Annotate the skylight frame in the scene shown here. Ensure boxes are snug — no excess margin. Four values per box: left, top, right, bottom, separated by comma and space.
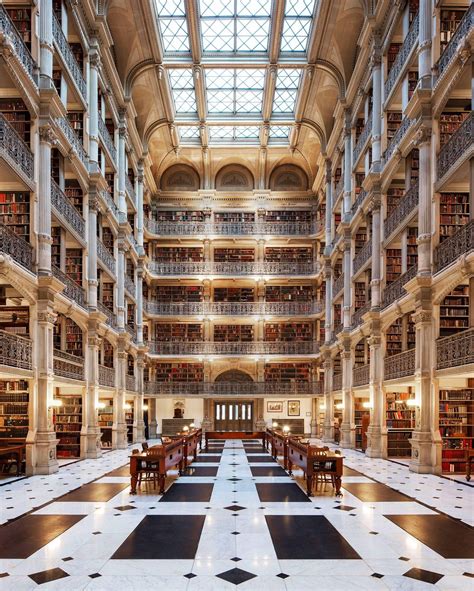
272, 68, 302, 116
205, 68, 266, 117
280, 0, 317, 55
154, 0, 191, 55
208, 124, 261, 143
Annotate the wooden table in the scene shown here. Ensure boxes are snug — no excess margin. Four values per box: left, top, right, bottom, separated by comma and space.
181, 429, 202, 470
465, 449, 474, 481
287, 437, 344, 497
129, 438, 184, 494
271, 430, 291, 470
204, 431, 265, 450
0, 444, 25, 476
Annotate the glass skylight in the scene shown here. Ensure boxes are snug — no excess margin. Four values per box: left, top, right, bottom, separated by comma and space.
273, 69, 301, 114
209, 125, 260, 141
178, 126, 201, 140
206, 69, 265, 115
280, 0, 316, 53
269, 125, 291, 141
155, 0, 190, 53
168, 69, 197, 114
200, 0, 271, 53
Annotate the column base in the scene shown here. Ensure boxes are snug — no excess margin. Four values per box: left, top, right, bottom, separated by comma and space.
149, 420, 158, 439
340, 423, 355, 449
113, 425, 128, 449
322, 424, 334, 442
409, 430, 442, 474
255, 419, 267, 431
365, 425, 385, 458
310, 419, 318, 438
134, 421, 146, 444
30, 431, 59, 475
81, 428, 102, 459
201, 418, 213, 433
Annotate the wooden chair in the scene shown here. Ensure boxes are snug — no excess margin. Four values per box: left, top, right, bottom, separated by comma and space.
137, 447, 163, 488
142, 442, 149, 451
312, 446, 336, 489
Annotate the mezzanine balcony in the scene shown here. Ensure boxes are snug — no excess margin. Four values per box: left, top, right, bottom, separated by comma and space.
51, 14, 87, 104
437, 113, 473, 185
98, 116, 117, 164
52, 265, 87, 309
55, 116, 88, 170
97, 302, 117, 329
97, 239, 116, 276
332, 373, 342, 391
0, 5, 38, 86
0, 223, 33, 273
353, 113, 373, 168
143, 300, 323, 317
381, 265, 417, 309
353, 363, 370, 387
98, 364, 115, 387
0, 330, 32, 370
351, 302, 371, 329
434, 5, 473, 84
384, 349, 415, 380
53, 349, 84, 381
144, 381, 322, 397
51, 180, 85, 241
435, 220, 474, 274
0, 113, 34, 187
353, 241, 372, 276
351, 190, 368, 217
147, 260, 319, 278
100, 190, 120, 224
384, 14, 419, 102
437, 327, 474, 371
382, 117, 415, 168
384, 182, 419, 241
147, 341, 319, 356
126, 375, 136, 392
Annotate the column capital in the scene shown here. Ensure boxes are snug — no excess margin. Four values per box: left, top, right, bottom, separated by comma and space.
413, 125, 432, 147
39, 124, 57, 145
89, 52, 101, 70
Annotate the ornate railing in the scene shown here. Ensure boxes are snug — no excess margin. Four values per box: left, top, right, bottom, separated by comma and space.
437, 113, 473, 182
333, 322, 343, 337
52, 14, 87, 101
435, 220, 474, 273
382, 117, 414, 165
128, 233, 139, 255
351, 190, 367, 217
353, 113, 373, 165
384, 182, 419, 239
335, 176, 344, 199
353, 241, 372, 275
147, 341, 319, 356
125, 324, 136, 342
144, 300, 323, 317
124, 276, 136, 297
97, 239, 115, 275
98, 116, 117, 162
144, 381, 322, 396
437, 328, 474, 370
0, 5, 38, 83
126, 374, 136, 392
101, 190, 120, 221
97, 302, 116, 328
0, 223, 33, 272
385, 14, 419, 99
56, 116, 88, 168
352, 302, 370, 329
0, 113, 34, 183
384, 349, 415, 380
353, 363, 370, 387
332, 373, 342, 391
125, 176, 136, 203
333, 273, 344, 297
53, 349, 84, 380
147, 261, 319, 276
381, 264, 417, 309
435, 5, 473, 82
51, 180, 85, 239
99, 364, 115, 387
52, 265, 87, 308
0, 330, 32, 370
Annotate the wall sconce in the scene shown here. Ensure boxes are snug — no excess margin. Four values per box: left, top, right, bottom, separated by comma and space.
143, 404, 149, 411
190, 422, 196, 428
182, 425, 189, 432
96, 401, 106, 409
123, 403, 132, 410
283, 425, 290, 434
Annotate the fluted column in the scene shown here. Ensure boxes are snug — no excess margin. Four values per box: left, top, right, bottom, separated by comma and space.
343, 112, 352, 222
324, 159, 333, 255
118, 112, 127, 215
418, 0, 432, 86
116, 237, 127, 329
82, 330, 102, 458
370, 195, 382, 307
366, 333, 385, 457
340, 345, 355, 448
342, 234, 351, 328
113, 344, 128, 449
38, 126, 54, 274
134, 353, 145, 443
324, 261, 333, 344
39, 0, 53, 84
416, 128, 433, 275
137, 160, 144, 251
371, 44, 382, 167
136, 264, 144, 345
88, 49, 100, 168
322, 355, 334, 441
148, 397, 158, 438
88, 192, 98, 308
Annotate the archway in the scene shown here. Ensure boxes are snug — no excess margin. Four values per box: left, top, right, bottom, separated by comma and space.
214, 369, 254, 383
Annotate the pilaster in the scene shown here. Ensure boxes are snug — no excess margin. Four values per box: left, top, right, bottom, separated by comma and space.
81, 328, 102, 458
365, 327, 386, 457
113, 343, 128, 449
340, 342, 355, 448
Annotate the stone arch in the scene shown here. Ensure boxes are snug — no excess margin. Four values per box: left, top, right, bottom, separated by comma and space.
214, 369, 254, 383
269, 164, 309, 191
215, 164, 255, 191
160, 164, 200, 191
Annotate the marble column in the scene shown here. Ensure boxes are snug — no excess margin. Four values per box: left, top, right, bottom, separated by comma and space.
81, 330, 102, 458
112, 345, 128, 449
322, 355, 334, 442
117, 114, 127, 215
88, 49, 100, 169
88, 192, 98, 308
148, 397, 158, 438
136, 264, 144, 345
340, 344, 355, 448
37, 126, 54, 275
371, 44, 382, 168
136, 160, 144, 252
366, 332, 385, 457
39, 0, 53, 87
133, 353, 146, 443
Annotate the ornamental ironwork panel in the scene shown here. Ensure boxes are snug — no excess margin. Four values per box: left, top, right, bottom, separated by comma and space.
0, 6, 38, 83
333, 274, 344, 297
384, 349, 415, 380
435, 5, 473, 82
437, 113, 473, 181
353, 241, 372, 275
124, 276, 136, 297
351, 302, 371, 329
384, 182, 419, 239
381, 265, 417, 309
0, 113, 34, 183
125, 176, 136, 203
97, 302, 116, 328
126, 374, 136, 392
436, 328, 474, 370
333, 373, 342, 391
353, 113, 373, 166
51, 180, 85, 239
52, 265, 87, 308
101, 190, 120, 221
384, 14, 419, 99
52, 14, 87, 101
147, 341, 318, 355
144, 381, 321, 396
56, 116, 88, 168
0, 223, 33, 272
53, 349, 84, 380
353, 363, 370, 387
98, 116, 117, 163
351, 190, 367, 217
0, 330, 32, 370
435, 220, 474, 273
382, 117, 414, 165
148, 261, 318, 276
99, 364, 115, 387
97, 238, 116, 275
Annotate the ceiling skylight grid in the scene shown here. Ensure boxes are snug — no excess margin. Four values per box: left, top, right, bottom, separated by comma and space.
280, 0, 316, 53
178, 126, 201, 141
168, 69, 197, 114
155, 0, 190, 53
206, 68, 265, 115
272, 69, 301, 114
209, 125, 261, 142
269, 125, 292, 142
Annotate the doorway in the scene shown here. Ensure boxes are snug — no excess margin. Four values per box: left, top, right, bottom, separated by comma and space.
214, 400, 254, 431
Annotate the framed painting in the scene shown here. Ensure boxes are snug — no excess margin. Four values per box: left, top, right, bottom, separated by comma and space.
267, 401, 283, 413
287, 400, 300, 416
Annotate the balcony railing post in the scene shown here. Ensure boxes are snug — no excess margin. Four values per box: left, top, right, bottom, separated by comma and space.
51, 13, 87, 102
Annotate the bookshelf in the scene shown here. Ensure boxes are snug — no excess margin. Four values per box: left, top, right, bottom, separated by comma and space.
409, 149, 419, 184
354, 282, 367, 311
65, 248, 83, 286
264, 247, 312, 263
103, 339, 114, 367
264, 210, 312, 223
408, 71, 418, 100
125, 402, 134, 443
53, 0, 62, 21
98, 399, 113, 449
214, 324, 253, 342
70, 43, 84, 73
155, 363, 204, 382
355, 400, 370, 450
5, 7, 32, 50
0, 380, 29, 445
354, 340, 367, 367
153, 285, 203, 302
102, 282, 114, 311
386, 186, 405, 215
385, 248, 402, 283
214, 248, 255, 262
440, 9, 467, 55
439, 112, 469, 146
51, 148, 61, 184
54, 395, 82, 458
156, 247, 203, 262
386, 112, 403, 144
439, 386, 473, 474
102, 227, 114, 253
0, 306, 29, 336
265, 285, 312, 302
333, 401, 342, 444
387, 44, 401, 73
127, 304, 135, 329
52, 226, 61, 268
0, 98, 31, 145
333, 303, 341, 328
65, 318, 83, 357
407, 315, 416, 350
439, 193, 470, 241
439, 285, 470, 338
355, 117, 365, 142
264, 363, 311, 383
156, 210, 204, 222
386, 318, 402, 356
53, 69, 62, 94
354, 229, 367, 254
264, 323, 313, 341
0, 191, 30, 241
214, 287, 254, 302
386, 391, 415, 457
53, 318, 62, 351
64, 180, 83, 215
407, 227, 418, 269
215, 212, 254, 223
67, 112, 84, 141
105, 172, 114, 195
157, 323, 203, 342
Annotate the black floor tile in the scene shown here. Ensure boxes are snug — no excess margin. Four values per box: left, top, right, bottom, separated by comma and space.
194, 456, 221, 463
112, 515, 205, 559
59, 483, 129, 502
250, 466, 289, 477
159, 483, 214, 502
266, 515, 360, 559
256, 483, 311, 502
246, 456, 276, 463
105, 465, 130, 477
186, 466, 219, 477
386, 514, 474, 559
0, 515, 84, 559
216, 568, 257, 585
29, 567, 69, 585
404, 568, 444, 585
343, 482, 411, 502
343, 466, 365, 477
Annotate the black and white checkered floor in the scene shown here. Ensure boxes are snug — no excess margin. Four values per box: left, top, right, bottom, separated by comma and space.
0, 439, 473, 590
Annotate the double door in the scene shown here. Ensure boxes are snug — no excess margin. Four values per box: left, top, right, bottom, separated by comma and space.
214, 400, 254, 431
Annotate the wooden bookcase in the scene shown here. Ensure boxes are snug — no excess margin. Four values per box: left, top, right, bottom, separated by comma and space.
407, 227, 418, 269
354, 282, 367, 311
156, 210, 204, 222
386, 391, 415, 457
0, 380, 29, 445
0, 191, 30, 241
153, 285, 203, 302
125, 402, 134, 443
355, 400, 370, 450
214, 248, 255, 262
0, 98, 31, 145
5, 7, 32, 50
440, 9, 467, 54
52, 226, 61, 268
155, 363, 204, 382
265, 285, 312, 302
214, 287, 255, 302
64, 180, 83, 215
439, 285, 469, 337
386, 112, 403, 144
387, 44, 401, 72
54, 395, 82, 458
156, 323, 203, 342
385, 248, 402, 283
127, 304, 135, 329
264, 210, 312, 223
51, 148, 61, 184
156, 247, 203, 262
439, 112, 469, 146
67, 112, 84, 141
409, 149, 419, 184
439, 385, 473, 474
214, 324, 253, 342
386, 185, 405, 215
264, 247, 312, 263
439, 193, 470, 241
264, 322, 313, 341
0, 306, 29, 336
70, 43, 84, 73
354, 229, 367, 254
386, 318, 402, 356
101, 226, 114, 253
215, 212, 254, 223
65, 318, 83, 357
264, 363, 311, 383
408, 71, 418, 100
65, 248, 83, 285
98, 399, 113, 449
102, 282, 114, 311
